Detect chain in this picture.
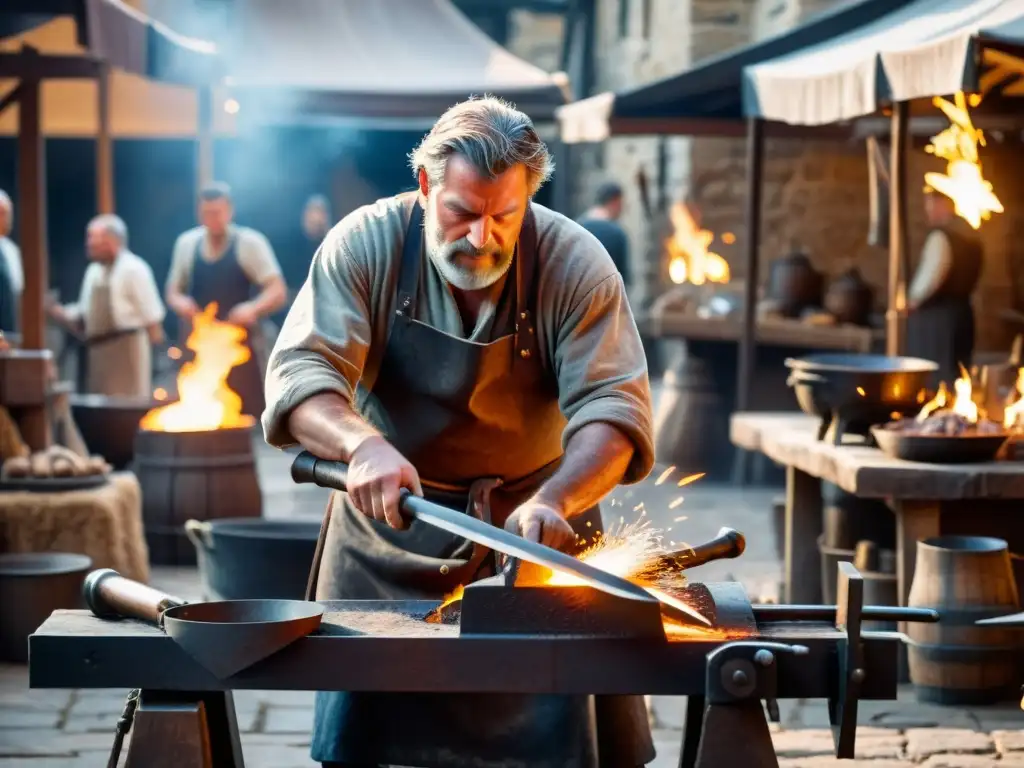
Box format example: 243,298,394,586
106,688,141,768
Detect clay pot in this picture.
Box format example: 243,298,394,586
767,249,823,318
825,268,874,326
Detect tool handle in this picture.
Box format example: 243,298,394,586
291,451,350,491
83,569,187,625
669,527,746,570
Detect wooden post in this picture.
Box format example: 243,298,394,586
96,63,115,214
732,118,765,486
17,71,47,352
886,102,909,356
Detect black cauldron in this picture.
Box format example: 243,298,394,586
185,518,321,600
69,394,157,470
786,354,938,444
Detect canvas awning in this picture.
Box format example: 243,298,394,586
0,0,222,87
744,0,1024,126
556,0,914,143
223,0,569,124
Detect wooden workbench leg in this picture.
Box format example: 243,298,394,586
892,500,941,683
678,695,705,768
785,466,823,604
125,690,245,768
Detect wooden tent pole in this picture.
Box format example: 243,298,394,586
886,101,910,356
96,63,114,214
17,70,47,353
733,117,765,486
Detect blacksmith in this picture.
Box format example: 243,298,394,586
263,97,656,768
905,187,983,387
0,190,22,334
166,182,287,417
47,215,165,397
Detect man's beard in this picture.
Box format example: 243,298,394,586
423,203,516,291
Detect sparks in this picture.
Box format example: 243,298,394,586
654,466,676,486
668,497,684,510
677,473,704,488
673,515,688,523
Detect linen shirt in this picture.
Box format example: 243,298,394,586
64,250,166,332
167,225,282,293
263,193,655,484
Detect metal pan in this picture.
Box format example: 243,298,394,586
871,426,1009,464
83,569,323,679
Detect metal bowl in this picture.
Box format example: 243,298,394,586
871,426,1009,464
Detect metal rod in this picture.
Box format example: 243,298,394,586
753,604,939,624
885,101,910,356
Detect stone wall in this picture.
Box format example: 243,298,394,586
506,1,1021,352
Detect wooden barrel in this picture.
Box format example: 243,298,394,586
132,426,263,566
907,535,1024,705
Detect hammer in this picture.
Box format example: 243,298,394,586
652,527,746,573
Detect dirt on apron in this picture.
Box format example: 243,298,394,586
304,200,654,768
84,274,151,398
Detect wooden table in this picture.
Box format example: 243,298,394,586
648,311,883,483
730,413,1024,609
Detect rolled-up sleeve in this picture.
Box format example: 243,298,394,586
261,236,374,448
554,273,654,484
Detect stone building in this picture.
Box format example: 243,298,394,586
504,0,1023,354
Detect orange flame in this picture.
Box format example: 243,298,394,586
916,366,978,425
924,92,1003,230
140,303,255,433
665,203,730,286
1005,369,1024,431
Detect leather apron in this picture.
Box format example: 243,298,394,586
187,236,267,417
305,202,654,768
83,273,151,398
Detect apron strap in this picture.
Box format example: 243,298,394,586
396,201,424,318
514,206,540,369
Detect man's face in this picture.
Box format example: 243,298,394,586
0,202,10,238
303,203,329,240
605,195,623,220
86,225,118,263
422,154,528,291
199,198,233,237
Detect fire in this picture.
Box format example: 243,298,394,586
924,92,1003,230
916,366,978,425
1005,369,1024,431
665,203,731,286
140,303,255,433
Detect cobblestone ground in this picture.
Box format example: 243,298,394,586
1,436,1022,766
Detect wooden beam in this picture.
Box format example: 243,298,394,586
16,73,51,449
886,102,910,357
0,84,22,118
96,63,115,214
0,50,101,80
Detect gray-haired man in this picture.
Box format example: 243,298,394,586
48,215,165,397
264,97,655,767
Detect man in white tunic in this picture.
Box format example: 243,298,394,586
48,215,165,398
0,190,22,334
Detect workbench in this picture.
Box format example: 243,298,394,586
30,585,904,768
730,412,1024,608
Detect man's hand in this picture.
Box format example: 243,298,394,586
347,436,423,530
504,500,576,551
170,295,201,320
227,301,259,328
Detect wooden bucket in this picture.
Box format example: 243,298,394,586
132,426,263,566
907,535,1024,705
